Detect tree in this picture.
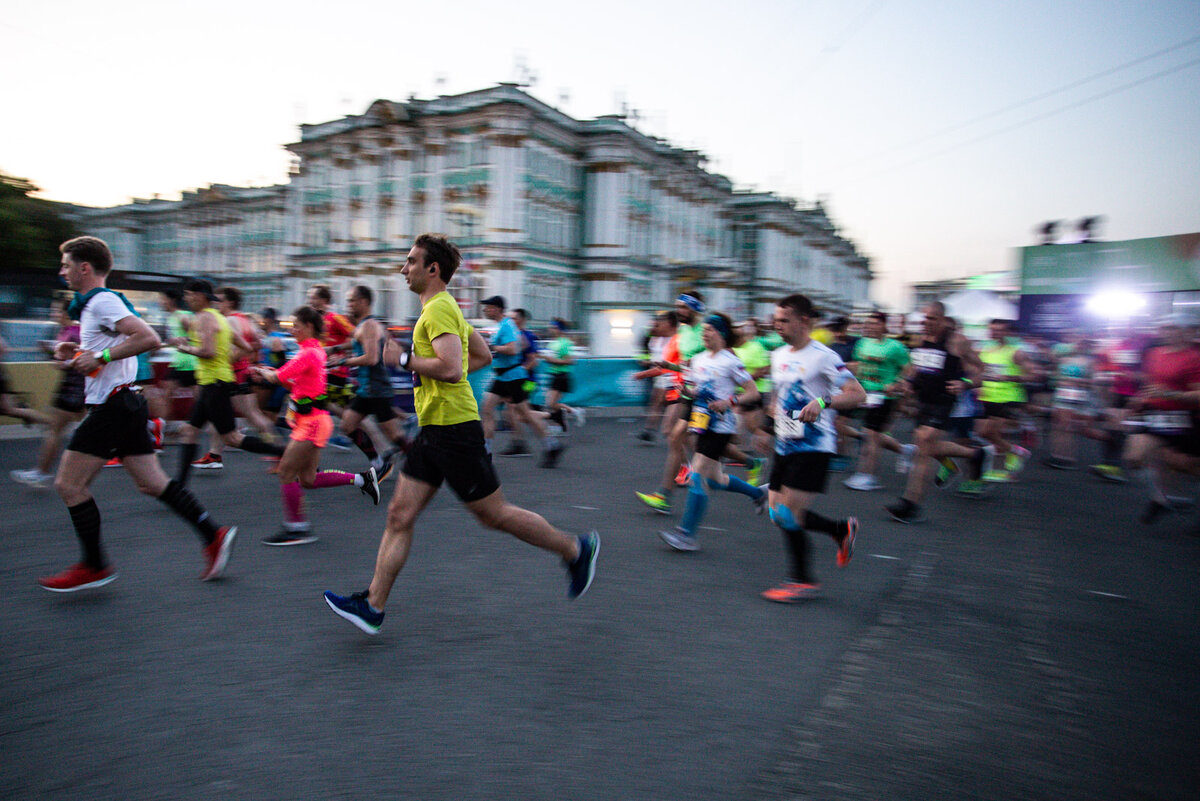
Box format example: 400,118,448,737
0,171,79,272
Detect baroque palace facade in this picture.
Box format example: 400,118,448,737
75,84,871,355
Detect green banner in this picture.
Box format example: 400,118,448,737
1019,233,1200,295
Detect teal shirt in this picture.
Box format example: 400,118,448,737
547,337,573,375
851,336,910,395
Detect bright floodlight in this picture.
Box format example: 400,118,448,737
1086,290,1146,318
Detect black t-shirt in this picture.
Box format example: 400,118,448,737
910,334,963,406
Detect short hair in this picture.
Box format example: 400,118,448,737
778,293,818,319
830,315,850,333
867,311,888,324
657,310,679,328
217,286,242,309
414,233,462,283
513,308,529,321
161,288,184,308
351,285,373,305
310,284,333,302
292,305,324,337
990,318,1013,328
925,300,946,316
60,236,113,274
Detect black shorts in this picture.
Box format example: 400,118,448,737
189,382,237,435
166,368,197,387
349,395,397,423
982,401,1016,419
489,378,528,405
695,430,733,461
914,401,955,431
549,373,572,394
768,451,832,494
54,373,87,414
948,415,976,441
1151,429,1200,458
402,420,500,503
68,389,155,459
855,398,896,432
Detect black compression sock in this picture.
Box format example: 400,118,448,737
68,498,106,570
349,429,378,460
784,527,814,585
239,434,285,457
803,510,840,538
159,480,219,543
177,442,198,485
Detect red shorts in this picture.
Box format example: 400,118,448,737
288,409,333,447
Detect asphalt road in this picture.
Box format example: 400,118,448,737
1,417,1197,800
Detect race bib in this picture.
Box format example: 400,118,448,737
863,392,885,408
912,349,946,372
1055,386,1088,404
984,365,1006,381
776,411,806,441
1146,411,1191,435
688,408,711,434
1113,350,1138,366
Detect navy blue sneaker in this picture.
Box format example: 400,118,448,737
323,590,384,634
567,532,600,599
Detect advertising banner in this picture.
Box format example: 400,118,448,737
1019,233,1200,296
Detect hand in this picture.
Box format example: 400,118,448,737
167,336,187,347
53,341,80,361
946,379,966,396
798,399,824,423
72,351,101,375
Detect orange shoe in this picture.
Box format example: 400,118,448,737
675,464,692,487
761,581,821,603
837,517,858,567
147,417,165,451
104,457,122,468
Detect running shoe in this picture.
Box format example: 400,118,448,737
38,562,116,593
675,464,692,487
539,440,565,469
843,473,882,491
200,525,237,581
104,457,123,468
262,529,318,546
323,590,384,635
567,532,600,599
1005,445,1031,474
359,467,380,505
745,457,767,486
753,486,769,515
147,417,165,451
636,430,656,444
659,528,699,552
635,491,672,515
371,456,395,483
1089,464,1127,483
11,468,53,488
933,457,959,489
761,581,821,603
571,407,586,428
982,469,1012,483
895,443,918,474
886,498,925,524
1042,456,1078,470
500,442,532,457
957,479,986,497
192,453,224,470
837,517,858,567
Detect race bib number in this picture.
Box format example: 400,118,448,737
863,392,884,408
1146,411,1191,435
912,349,946,372
1055,386,1088,404
688,408,711,434
777,411,806,441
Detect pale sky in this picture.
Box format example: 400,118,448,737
4,0,1199,308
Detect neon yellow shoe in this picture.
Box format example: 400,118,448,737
746,457,767,486
982,469,1011,483
635,491,672,515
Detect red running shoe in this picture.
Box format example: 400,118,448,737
147,417,165,451
104,457,122,468
760,581,821,603
200,526,238,581
837,517,858,567
39,563,116,593
675,464,692,487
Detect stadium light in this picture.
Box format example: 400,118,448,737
1086,290,1146,318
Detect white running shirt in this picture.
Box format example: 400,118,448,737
79,291,138,404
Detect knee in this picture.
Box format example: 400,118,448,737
768,504,800,531
470,502,509,531
54,473,82,504
386,499,418,532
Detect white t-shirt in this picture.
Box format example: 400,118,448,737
648,336,674,389
687,349,751,435
80,291,138,404
771,340,853,455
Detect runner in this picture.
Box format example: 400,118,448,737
634,313,673,443
886,301,991,522
158,287,197,428
170,279,285,483
11,297,85,487
976,318,1033,482
757,294,864,602
827,316,860,472
1043,338,1104,469
1091,326,1149,482
251,307,296,427
541,317,584,436
39,236,236,592
323,234,598,634
657,312,767,552
308,284,356,449
331,285,414,478
732,319,772,485
843,311,910,491
251,306,381,545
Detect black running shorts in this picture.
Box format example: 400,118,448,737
768,451,832,494
695,430,733,461
349,395,398,423
549,373,572,393
68,388,155,459
488,378,529,405
914,401,955,431
402,420,500,503
189,382,237,435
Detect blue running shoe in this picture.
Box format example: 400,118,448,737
567,532,600,599
323,590,384,634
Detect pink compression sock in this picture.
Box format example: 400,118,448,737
311,470,356,489
282,480,306,523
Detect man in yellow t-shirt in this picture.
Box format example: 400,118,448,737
323,234,600,635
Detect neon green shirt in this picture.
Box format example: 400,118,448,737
733,340,771,393
548,337,573,375
851,336,909,395
412,291,478,426
677,323,705,360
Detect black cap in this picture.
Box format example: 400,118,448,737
259,306,278,320
481,295,506,310
183,279,216,300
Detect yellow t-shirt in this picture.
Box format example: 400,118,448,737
412,291,478,426
192,308,234,385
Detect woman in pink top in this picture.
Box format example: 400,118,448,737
251,306,381,546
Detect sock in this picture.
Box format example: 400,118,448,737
549,408,566,429
282,480,306,523
312,470,356,489
158,480,219,543
178,442,198,484
349,429,378,460
678,478,709,536
716,474,762,499
239,434,285,457
68,498,105,569
784,528,814,584
1102,430,1125,464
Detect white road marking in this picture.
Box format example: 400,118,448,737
1089,591,1128,599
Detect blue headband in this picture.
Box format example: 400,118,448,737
704,314,732,343
677,294,705,314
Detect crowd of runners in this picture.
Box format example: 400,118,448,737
5,233,1199,632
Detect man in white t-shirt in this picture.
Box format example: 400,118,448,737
756,294,866,603
38,236,238,593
